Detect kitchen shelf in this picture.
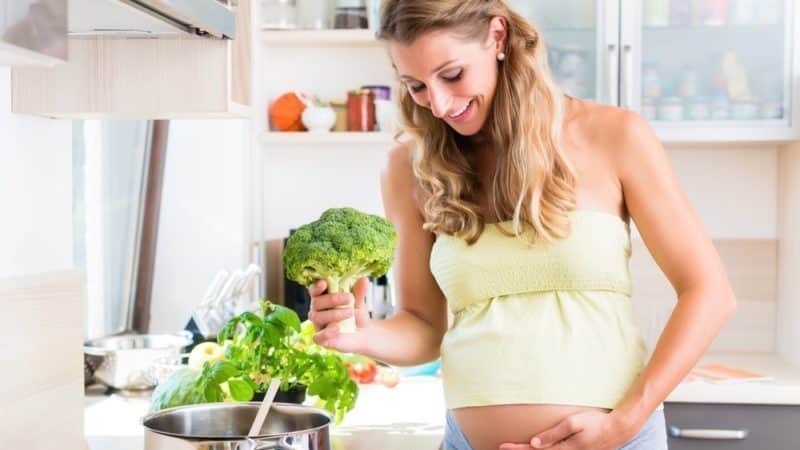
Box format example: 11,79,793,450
260,131,398,145
260,29,381,47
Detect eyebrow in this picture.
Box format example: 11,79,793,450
399,59,459,81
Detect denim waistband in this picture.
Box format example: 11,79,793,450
443,408,668,450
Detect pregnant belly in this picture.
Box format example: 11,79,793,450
452,403,610,450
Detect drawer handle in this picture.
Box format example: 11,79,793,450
669,425,749,440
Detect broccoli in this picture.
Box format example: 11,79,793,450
283,207,398,333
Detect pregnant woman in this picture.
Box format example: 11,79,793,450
307,1,736,449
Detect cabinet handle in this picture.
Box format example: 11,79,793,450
668,425,749,440
621,44,633,109
607,44,618,105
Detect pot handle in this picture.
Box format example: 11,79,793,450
243,437,302,450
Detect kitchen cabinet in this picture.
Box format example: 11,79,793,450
0,0,66,67
664,402,800,449
510,0,800,142
10,0,252,119
0,271,88,450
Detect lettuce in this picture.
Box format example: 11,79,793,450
149,360,255,412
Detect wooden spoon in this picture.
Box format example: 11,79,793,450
248,378,282,437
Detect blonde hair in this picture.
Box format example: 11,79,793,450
379,0,577,245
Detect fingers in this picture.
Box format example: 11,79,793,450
311,323,364,354
308,280,327,297
499,444,534,450
309,291,352,312
531,416,582,448
308,307,353,328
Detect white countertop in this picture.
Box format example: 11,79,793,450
84,352,800,450
666,351,800,405
84,376,446,450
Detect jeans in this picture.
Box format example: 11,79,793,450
443,408,668,450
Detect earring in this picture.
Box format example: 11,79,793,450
497,52,506,61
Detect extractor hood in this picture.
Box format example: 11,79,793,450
69,0,236,39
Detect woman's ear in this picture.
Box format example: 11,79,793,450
487,16,508,54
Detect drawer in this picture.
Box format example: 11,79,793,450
664,402,800,450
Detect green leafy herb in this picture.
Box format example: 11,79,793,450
218,301,358,423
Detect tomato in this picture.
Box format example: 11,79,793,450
346,359,378,384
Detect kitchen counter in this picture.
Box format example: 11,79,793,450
84,376,446,450
666,351,800,405
84,352,800,450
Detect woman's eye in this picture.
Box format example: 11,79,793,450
442,69,463,82
408,83,426,93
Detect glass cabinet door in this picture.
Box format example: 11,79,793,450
622,0,794,140
507,0,620,105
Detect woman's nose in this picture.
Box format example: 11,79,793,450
428,88,450,119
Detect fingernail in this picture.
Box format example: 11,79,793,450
531,438,541,447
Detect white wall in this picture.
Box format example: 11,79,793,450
0,68,73,278
149,119,252,333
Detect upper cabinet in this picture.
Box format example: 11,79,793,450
510,0,800,142
0,0,67,67
11,0,252,119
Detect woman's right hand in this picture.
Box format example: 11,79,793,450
307,277,372,354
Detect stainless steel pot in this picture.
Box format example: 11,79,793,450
142,402,332,450
83,332,193,390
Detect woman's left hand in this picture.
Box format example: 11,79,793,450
498,410,635,450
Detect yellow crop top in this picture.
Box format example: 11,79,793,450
429,210,648,410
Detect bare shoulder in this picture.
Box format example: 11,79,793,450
382,141,416,183
578,101,661,176
380,141,426,223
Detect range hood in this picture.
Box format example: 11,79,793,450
69,0,236,39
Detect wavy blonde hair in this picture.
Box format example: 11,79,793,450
379,0,577,245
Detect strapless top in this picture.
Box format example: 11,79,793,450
429,210,648,409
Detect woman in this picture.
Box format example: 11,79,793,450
307,1,736,449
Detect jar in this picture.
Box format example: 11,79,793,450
334,0,368,29
642,98,657,121
297,0,331,29
361,85,391,101
657,97,685,121
731,97,760,120
347,89,376,132
760,98,783,120
261,0,297,30
330,100,348,131
301,102,336,133
642,63,662,98
686,97,711,121
374,99,397,132
710,96,730,120
678,66,699,98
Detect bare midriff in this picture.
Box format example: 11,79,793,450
452,403,610,450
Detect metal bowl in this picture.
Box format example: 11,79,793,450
83,332,193,390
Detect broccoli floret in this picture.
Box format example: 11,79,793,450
283,207,397,332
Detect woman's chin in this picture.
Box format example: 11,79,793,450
450,121,484,137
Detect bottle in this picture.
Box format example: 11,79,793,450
261,0,297,30
644,0,671,27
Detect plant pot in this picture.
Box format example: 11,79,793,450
253,384,307,404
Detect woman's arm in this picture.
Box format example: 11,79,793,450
513,111,736,450
312,143,449,366
609,112,737,432
369,143,449,365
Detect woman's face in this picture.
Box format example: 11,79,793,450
389,19,506,136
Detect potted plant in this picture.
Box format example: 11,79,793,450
217,300,358,423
